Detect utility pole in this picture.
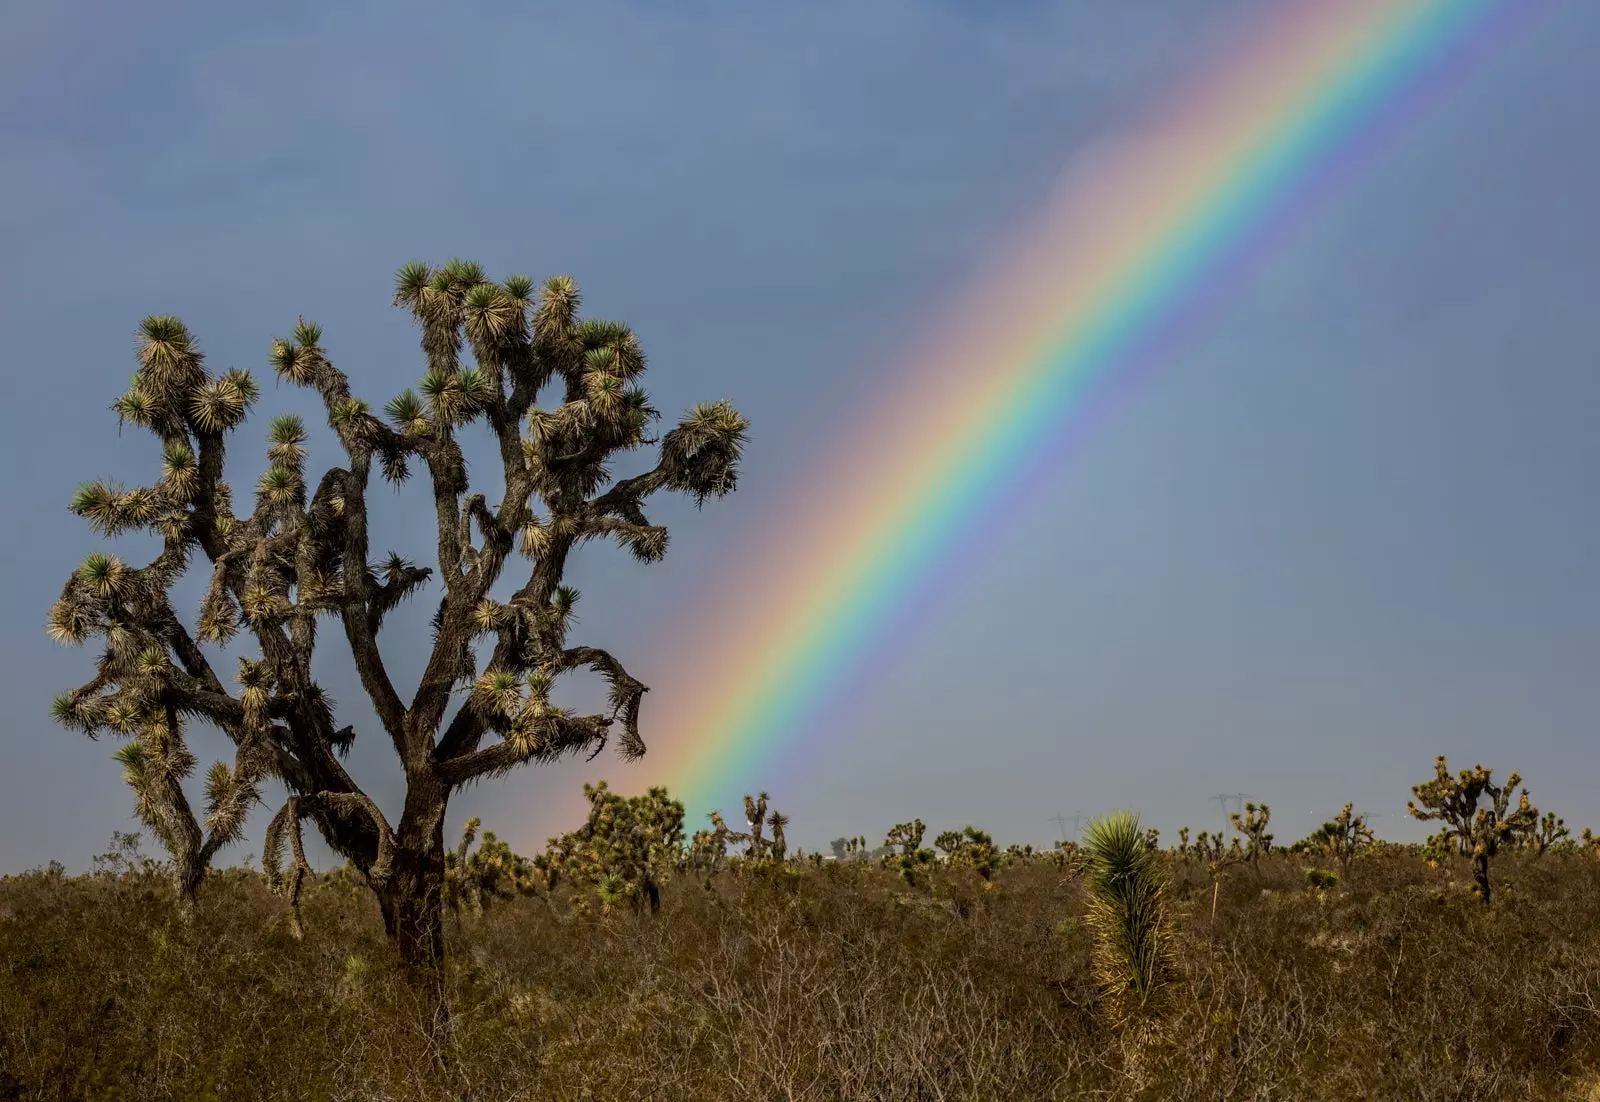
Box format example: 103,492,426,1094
1048,812,1084,843
1211,793,1252,835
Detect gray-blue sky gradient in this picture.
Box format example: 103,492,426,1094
3,0,1596,869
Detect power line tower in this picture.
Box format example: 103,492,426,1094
1211,793,1252,835
1048,812,1084,843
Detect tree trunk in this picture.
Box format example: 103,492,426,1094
378,780,450,969
1472,853,1492,907
375,774,453,1064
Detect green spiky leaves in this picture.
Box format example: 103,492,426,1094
1081,811,1171,1020
384,390,431,436
661,400,749,507
79,552,127,598
70,482,123,536
267,415,308,464
418,368,492,426
189,375,253,433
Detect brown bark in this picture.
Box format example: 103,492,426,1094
376,769,450,967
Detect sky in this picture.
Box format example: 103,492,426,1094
1,0,1596,871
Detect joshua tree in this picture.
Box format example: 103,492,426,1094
689,810,746,873
1408,755,1536,906
1229,802,1273,875
742,792,769,858
1296,803,1374,883
935,825,1001,880
883,819,935,884
886,819,926,854
766,809,790,861
1527,811,1570,857
537,781,684,913
47,262,747,973
1081,812,1171,1023
444,817,538,920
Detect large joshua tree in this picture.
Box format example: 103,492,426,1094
48,259,748,970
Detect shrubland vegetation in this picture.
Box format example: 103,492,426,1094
7,760,1600,1100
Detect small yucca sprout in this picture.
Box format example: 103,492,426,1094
292,318,323,349
502,274,535,301
1081,811,1171,1024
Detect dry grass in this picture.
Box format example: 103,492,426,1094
4,848,1600,1100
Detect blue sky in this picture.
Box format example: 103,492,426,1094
2,1,1596,868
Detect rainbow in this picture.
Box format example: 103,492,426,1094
625,0,1533,822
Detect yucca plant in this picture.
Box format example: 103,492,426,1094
1081,811,1171,1023
47,264,748,982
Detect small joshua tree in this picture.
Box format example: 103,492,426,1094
1527,811,1570,857
935,825,1002,881
444,817,538,919
1298,803,1374,883
766,810,790,861
1408,755,1537,906
1229,802,1273,875
47,263,747,973
689,811,746,873
1081,812,1171,1024
742,792,769,858
1190,830,1225,863
882,819,935,884
537,781,684,914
